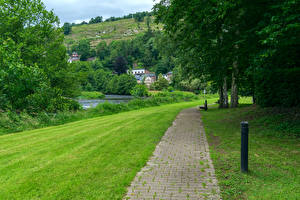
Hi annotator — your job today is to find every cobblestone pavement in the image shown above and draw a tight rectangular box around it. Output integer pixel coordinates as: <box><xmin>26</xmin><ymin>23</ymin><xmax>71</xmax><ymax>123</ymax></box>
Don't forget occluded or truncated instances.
<box><xmin>124</xmin><ymin>108</ymin><xmax>221</xmax><ymax>200</ymax></box>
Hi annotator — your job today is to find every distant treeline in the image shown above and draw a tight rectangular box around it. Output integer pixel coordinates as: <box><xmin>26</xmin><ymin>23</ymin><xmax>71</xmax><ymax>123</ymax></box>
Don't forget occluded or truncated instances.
<box><xmin>63</xmin><ymin>11</ymin><xmax>153</xmax><ymax>35</ymax></box>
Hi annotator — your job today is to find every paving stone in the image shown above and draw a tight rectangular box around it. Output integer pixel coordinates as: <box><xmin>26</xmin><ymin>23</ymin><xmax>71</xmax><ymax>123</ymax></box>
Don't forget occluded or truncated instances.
<box><xmin>124</xmin><ymin>108</ymin><xmax>221</xmax><ymax>200</ymax></box>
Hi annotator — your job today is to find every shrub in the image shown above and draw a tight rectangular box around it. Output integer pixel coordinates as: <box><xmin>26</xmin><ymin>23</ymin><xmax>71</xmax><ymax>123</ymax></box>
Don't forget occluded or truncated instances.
<box><xmin>90</xmin><ymin>102</ymin><xmax>129</xmax><ymax>115</ymax></box>
<box><xmin>78</xmin><ymin>91</ymin><xmax>105</xmax><ymax>99</ymax></box>
<box><xmin>130</xmin><ymin>85</ymin><xmax>149</xmax><ymax>98</ymax></box>
<box><xmin>167</xmin><ymin>86</ymin><xmax>174</xmax><ymax>92</ymax></box>
<box><xmin>152</xmin><ymin>74</ymin><xmax>169</xmax><ymax>91</ymax></box>
<box><xmin>152</xmin><ymin>91</ymin><xmax>199</xmax><ymax>101</ymax></box>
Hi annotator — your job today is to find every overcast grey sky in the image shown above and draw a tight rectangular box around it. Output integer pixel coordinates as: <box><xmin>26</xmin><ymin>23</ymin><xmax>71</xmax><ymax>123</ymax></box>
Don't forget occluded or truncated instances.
<box><xmin>42</xmin><ymin>0</ymin><xmax>158</xmax><ymax>24</ymax></box>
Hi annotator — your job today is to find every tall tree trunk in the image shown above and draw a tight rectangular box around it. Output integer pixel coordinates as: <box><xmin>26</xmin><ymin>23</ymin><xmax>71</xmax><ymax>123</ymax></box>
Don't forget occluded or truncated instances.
<box><xmin>219</xmin><ymin>77</ymin><xmax>229</xmax><ymax>109</ymax></box>
<box><xmin>219</xmin><ymin>85</ymin><xmax>224</xmax><ymax>108</ymax></box>
<box><xmin>231</xmin><ymin>60</ymin><xmax>239</xmax><ymax>108</ymax></box>
<box><xmin>252</xmin><ymin>93</ymin><xmax>256</xmax><ymax>104</ymax></box>
<box><xmin>223</xmin><ymin>77</ymin><xmax>229</xmax><ymax>108</ymax></box>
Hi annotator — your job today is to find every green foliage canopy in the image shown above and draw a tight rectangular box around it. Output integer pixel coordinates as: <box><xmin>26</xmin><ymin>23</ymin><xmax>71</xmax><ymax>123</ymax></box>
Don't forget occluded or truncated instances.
<box><xmin>0</xmin><ymin>0</ymin><xmax>80</xmax><ymax>112</ymax></box>
<box><xmin>154</xmin><ymin>0</ymin><xmax>300</xmax><ymax>107</ymax></box>
<box><xmin>130</xmin><ymin>85</ymin><xmax>149</xmax><ymax>98</ymax></box>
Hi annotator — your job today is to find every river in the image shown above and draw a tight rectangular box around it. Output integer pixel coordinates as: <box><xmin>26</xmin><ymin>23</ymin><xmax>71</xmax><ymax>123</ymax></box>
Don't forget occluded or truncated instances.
<box><xmin>77</xmin><ymin>95</ymin><xmax>134</xmax><ymax>109</ymax></box>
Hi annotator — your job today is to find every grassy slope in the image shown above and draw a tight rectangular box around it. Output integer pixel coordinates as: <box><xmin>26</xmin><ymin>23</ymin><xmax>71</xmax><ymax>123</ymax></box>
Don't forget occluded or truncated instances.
<box><xmin>0</xmin><ymin>100</ymin><xmax>208</xmax><ymax>200</ymax></box>
<box><xmin>201</xmin><ymin>102</ymin><xmax>300</xmax><ymax>199</ymax></box>
<box><xmin>65</xmin><ymin>18</ymin><xmax>162</xmax><ymax>47</ymax></box>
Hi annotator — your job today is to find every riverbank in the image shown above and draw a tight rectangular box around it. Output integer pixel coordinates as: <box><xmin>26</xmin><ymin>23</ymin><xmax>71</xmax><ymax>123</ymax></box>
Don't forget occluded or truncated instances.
<box><xmin>77</xmin><ymin>94</ymin><xmax>134</xmax><ymax>109</ymax></box>
<box><xmin>0</xmin><ymin>91</ymin><xmax>215</xmax><ymax>135</ymax></box>
<box><xmin>76</xmin><ymin>91</ymin><xmax>105</xmax><ymax>100</ymax></box>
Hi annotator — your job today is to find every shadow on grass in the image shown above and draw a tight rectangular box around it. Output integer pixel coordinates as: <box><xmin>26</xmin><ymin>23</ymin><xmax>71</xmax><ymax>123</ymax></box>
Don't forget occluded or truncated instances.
<box><xmin>201</xmin><ymin>103</ymin><xmax>300</xmax><ymax>200</ymax></box>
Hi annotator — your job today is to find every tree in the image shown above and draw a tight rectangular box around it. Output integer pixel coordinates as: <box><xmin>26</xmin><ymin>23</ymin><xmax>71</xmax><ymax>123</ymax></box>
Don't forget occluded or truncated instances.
<box><xmin>251</xmin><ymin>0</ymin><xmax>300</xmax><ymax>107</ymax></box>
<box><xmin>0</xmin><ymin>39</ymin><xmax>49</xmax><ymax>111</ymax></box>
<box><xmin>96</xmin><ymin>41</ymin><xmax>109</xmax><ymax>60</ymax></box>
<box><xmin>89</xmin><ymin>16</ymin><xmax>103</xmax><ymax>24</ymax></box>
<box><xmin>117</xmin><ymin>74</ymin><xmax>137</xmax><ymax>95</ymax></box>
<box><xmin>153</xmin><ymin>74</ymin><xmax>169</xmax><ymax>91</ymax></box>
<box><xmin>63</xmin><ymin>23</ymin><xmax>72</xmax><ymax>35</ymax></box>
<box><xmin>72</xmin><ymin>39</ymin><xmax>91</xmax><ymax>61</ymax></box>
<box><xmin>114</xmin><ymin>56</ymin><xmax>128</xmax><ymax>75</ymax></box>
<box><xmin>131</xmin><ymin>85</ymin><xmax>149</xmax><ymax>97</ymax></box>
<box><xmin>154</xmin><ymin>0</ymin><xmax>300</xmax><ymax>108</ymax></box>
<box><xmin>94</xmin><ymin>69</ymin><xmax>113</xmax><ymax>92</ymax></box>
<box><xmin>0</xmin><ymin>0</ymin><xmax>80</xmax><ymax>112</ymax></box>
<box><xmin>146</xmin><ymin>16</ymin><xmax>152</xmax><ymax>30</ymax></box>
<box><xmin>134</xmin><ymin>13</ymin><xmax>145</xmax><ymax>22</ymax></box>
<box><xmin>154</xmin><ymin>0</ymin><xmax>232</xmax><ymax>107</ymax></box>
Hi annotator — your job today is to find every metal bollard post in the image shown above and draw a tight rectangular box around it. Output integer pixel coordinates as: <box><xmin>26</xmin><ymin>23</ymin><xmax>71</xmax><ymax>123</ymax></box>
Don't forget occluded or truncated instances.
<box><xmin>204</xmin><ymin>100</ymin><xmax>208</xmax><ymax>111</ymax></box>
<box><xmin>241</xmin><ymin>121</ymin><xmax>249</xmax><ymax>173</ymax></box>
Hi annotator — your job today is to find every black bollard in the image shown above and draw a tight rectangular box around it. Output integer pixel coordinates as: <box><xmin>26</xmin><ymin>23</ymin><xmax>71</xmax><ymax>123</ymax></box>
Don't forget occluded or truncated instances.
<box><xmin>204</xmin><ymin>100</ymin><xmax>208</xmax><ymax>111</ymax></box>
<box><xmin>241</xmin><ymin>121</ymin><xmax>249</xmax><ymax>172</ymax></box>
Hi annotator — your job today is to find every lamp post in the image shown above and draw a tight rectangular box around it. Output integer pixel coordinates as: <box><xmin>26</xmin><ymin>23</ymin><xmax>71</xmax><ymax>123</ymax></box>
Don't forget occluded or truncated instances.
<box><xmin>241</xmin><ymin>121</ymin><xmax>249</xmax><ymax>173</ymax></box>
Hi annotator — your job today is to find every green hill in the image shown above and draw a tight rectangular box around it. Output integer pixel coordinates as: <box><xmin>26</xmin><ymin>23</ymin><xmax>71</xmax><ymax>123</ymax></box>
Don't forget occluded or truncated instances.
<box><xmin>65</xmin><ymin>18</ymin><xmax>162</xmax><ymax>48</ymax></box>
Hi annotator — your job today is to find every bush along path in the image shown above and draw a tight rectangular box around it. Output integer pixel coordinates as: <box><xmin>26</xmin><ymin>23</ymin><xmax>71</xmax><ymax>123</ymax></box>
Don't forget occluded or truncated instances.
<box><xmin>125</xmin><ymin>108</ymin><xmax>220</xmax><ymax>200</ymax></box>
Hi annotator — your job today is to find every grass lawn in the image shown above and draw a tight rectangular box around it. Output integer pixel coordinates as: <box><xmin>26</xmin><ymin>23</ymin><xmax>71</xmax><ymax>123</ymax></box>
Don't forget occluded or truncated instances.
<box><xmin>201</xmin><ymin>101</ymin><xmax>300</xmax><ymax>200</ymax></box>
<box><xmin>0</xmin><ymin>100</ymin><xmax>211</xmax><ymax>200</ymax></box>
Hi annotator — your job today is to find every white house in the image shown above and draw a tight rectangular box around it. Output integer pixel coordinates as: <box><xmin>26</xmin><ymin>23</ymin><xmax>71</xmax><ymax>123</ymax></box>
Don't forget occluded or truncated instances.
<box><xmin>127</xmin><ymin>69</ymin><xmax>149</xmax><ymax>75</ymax></box>
<box><xmin>144</xmin><ymin>73</ymin><xmax>156</xmax><ymax>88</ymax></box>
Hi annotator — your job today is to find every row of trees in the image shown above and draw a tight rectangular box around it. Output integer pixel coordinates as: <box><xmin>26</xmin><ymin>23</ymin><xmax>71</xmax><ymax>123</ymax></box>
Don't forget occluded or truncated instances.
<box><xmin>0</xmin><ymin>0</ymin><xmax>80</xmax><ymax>113</ymax></box>
<box><xmin>106</xmin><ymin>11</ymin><xmax>152</xmax><ymax>23</ymax></box>
<box><xmin>154</xmin><ymin>0</ymin><xmax>300</xmax><ymax>107</ymax></box>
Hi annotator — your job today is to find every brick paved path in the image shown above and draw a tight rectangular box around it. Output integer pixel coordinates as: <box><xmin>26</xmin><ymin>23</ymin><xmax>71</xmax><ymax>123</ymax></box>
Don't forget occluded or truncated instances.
<box><xmin>125</xmin><ymin>108</ymin><xmax>221</xmax><ymax>200</ymax></box>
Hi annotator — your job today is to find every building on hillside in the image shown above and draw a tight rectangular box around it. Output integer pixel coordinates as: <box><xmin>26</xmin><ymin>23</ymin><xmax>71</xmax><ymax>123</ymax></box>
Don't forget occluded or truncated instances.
<box><xmin>128</xmin><ymin>69</ymin><xmax>156</xmax><ymax>86</ymax></box>
<box><xmin>68</xmin><ymin>52</ymin><xmax>80</xmax><ymax>63</ymax></box>
<box><xmin>163</xmin><ymin>72</ymin><xmax>173</xmax><ymax>83</ymax></box>
<box><xmin>144</xmin><ymin>73</ymin><xmax>156</xmax><ymax>88</ymax></box>
<box><xmin>134</xmin><ymin>74</ymin><xmax>144</xmax><ymax>84</ymax></box>
<box><xmin>127</xmin><ymin>69</ymin><xmax>150</xmax><ymax>75</ymax></box>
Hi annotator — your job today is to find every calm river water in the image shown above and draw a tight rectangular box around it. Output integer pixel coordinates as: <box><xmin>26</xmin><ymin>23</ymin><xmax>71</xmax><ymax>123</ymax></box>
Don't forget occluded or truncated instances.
<box><xmin>77</xmin><ymin>95</ymin><xmax>134</xmax><ymax>109</ymax></box>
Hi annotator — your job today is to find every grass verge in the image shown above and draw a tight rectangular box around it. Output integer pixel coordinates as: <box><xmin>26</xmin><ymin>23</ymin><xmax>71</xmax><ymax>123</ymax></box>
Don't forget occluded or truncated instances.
<box><xmin>0</xmin><ymin>100</ymin><xmax>207</xmax><ymax>199</ymax></box>
<box><xmin>201</xmin><ymin>103</ymin><xmax>300</xmax><ymax>199</ymax></box>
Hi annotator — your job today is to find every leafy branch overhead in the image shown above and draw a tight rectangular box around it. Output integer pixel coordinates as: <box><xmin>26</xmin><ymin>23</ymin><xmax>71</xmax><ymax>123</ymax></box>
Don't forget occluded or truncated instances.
<box><xmin>154</xmin><ymin>0</ymin><xmax>300</xmax><ymax>108</ymax></box>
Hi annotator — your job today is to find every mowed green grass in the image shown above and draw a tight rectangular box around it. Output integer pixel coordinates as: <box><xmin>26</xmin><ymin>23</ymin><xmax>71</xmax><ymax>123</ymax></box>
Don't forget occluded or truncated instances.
<box><xmin>0</xmin><ymin>101</ymin><xmax>204</xmax><ymax>200</ymax></box>
<box><xmin>201</xmin><ymin>102</ymin><xmax>300</xmax><ymax>200</ymax></box>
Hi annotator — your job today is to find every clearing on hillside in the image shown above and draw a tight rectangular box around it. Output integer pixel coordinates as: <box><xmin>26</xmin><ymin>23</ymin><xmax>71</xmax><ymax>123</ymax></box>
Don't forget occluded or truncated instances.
<box><xmin>65</xmin><ymin>18</ymin><xmax>163</xmax><ymax>47</ymax></box>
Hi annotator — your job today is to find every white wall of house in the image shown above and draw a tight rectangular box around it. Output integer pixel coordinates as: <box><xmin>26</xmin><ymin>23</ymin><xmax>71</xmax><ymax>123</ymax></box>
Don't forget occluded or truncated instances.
<box><xmin>127</xmin><ymin>69</ymin><xmax>146</xmax><ymax>75</ymax></box>
<box><xmin>144</xmin><ymin>77</ymin><xmax>155</xmax><ymax>88</ymax></box>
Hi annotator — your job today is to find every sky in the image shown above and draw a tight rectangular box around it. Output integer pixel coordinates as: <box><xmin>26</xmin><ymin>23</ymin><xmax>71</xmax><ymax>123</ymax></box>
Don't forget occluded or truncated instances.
<box><xmin>42</xmin><ymin>0</ymin><xmax>158</xmax><ymax>24</ymax></box>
